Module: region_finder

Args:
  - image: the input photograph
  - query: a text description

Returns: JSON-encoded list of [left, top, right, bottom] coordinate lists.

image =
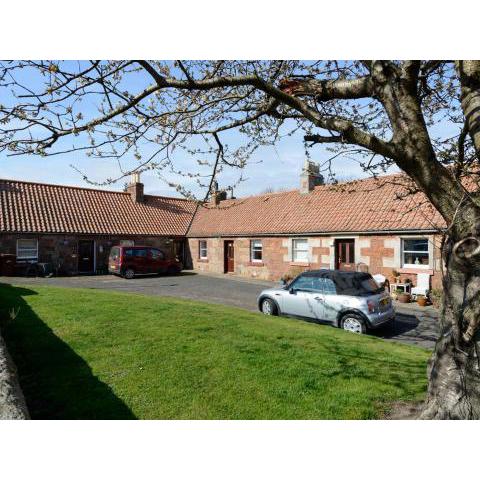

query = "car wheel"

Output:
[[123, 268, 135, 279], [261, 298, 277, 316], [341, 314, 366, 334]]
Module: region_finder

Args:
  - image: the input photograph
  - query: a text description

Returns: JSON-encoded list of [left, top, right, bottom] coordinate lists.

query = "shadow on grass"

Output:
[[0, 283, 136, 419]]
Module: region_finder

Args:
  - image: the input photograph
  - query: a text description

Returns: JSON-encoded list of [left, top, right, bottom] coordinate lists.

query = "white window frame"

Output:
[[401, 237, 430, 269], [16, 238, 38, 261], [199, 240, 208, 260], [292, 238, 309, 263], [250, 239, 263, 263]]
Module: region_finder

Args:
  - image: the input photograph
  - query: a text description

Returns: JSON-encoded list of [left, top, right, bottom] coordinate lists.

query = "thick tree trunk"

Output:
[[420, 235, 480, 419]]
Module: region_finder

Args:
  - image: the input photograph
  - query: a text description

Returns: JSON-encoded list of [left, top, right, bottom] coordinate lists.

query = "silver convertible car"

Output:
[[257, 269, 395, 334]]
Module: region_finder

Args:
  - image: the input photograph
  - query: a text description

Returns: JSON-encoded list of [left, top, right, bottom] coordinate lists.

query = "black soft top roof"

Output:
[[301, 269, 372, 279]]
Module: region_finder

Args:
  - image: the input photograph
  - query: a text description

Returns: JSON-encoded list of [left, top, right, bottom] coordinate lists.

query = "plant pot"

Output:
[[397, 293, 411, 303], [417, 296, 428, 307]]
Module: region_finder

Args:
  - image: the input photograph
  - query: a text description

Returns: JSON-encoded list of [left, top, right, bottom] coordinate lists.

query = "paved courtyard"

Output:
[[0, 272, 439, 349]]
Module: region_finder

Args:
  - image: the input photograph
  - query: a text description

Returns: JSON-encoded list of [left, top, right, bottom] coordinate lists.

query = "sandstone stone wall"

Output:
[[0, 330, 29, 419], [0, 233, 184, 275], [188, 234, 443, 288]]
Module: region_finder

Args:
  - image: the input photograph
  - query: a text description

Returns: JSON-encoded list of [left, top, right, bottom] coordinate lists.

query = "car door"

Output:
[[282, 275, 324, 320], [150, 248, 167, 274], [134, 248, 148, 274], [321, 276, 341, 322]]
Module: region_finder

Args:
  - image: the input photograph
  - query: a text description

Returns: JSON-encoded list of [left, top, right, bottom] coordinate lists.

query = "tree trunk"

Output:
[[420, 235, 480, 419]]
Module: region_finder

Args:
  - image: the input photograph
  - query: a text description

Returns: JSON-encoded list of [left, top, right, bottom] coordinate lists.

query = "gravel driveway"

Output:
[[0, 272, 439, 349]]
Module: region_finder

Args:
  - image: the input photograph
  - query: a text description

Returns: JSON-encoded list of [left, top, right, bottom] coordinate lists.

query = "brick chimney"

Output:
[[299, 159, 324, 194], [211, 180, 227, 206], [126, 172, 144, 203]]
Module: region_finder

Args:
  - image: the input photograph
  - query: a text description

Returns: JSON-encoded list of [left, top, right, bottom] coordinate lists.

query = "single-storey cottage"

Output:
[[0, 174, 197, 275], [187, 162, 445, 289], [0, 162, 446, 289]]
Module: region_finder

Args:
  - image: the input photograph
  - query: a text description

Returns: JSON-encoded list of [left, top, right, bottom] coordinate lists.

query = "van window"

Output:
[[124, 248, 134, 258], [151, 249, 165, 260], [134, 249, 147, 257], [109, 247, 120, 261]]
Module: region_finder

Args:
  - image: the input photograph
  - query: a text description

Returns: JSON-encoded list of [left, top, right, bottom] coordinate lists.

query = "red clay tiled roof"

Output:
[[0, 179, 197, 236], [188, 174, 446, 237]]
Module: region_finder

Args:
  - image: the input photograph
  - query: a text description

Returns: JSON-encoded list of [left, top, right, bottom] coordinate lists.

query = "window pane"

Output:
[[293, 239, 308, 262], [291, 276, 314, 291], [251, 240, 262, 261], [403, 251, 429, 266], [17, 239, 38, 259], [348, 242, 355, 263], [403, 239, 428, 252], [323, 278, 337, 295], [199, 240, 207, 258]]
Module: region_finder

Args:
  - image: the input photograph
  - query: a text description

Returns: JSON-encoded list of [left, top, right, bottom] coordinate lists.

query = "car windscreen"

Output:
[[332, 273, 384, 296], [109, 247, 120, 261]]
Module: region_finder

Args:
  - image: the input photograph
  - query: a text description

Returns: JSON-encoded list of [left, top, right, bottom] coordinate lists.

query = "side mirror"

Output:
[[289, 288, 296, 295]]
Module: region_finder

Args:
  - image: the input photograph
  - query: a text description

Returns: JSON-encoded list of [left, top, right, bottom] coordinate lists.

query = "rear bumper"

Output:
[[367, 309, 396, 329]]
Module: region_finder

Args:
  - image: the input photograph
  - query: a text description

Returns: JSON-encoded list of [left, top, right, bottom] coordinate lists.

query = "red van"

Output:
[[108, 245, 182, 279]]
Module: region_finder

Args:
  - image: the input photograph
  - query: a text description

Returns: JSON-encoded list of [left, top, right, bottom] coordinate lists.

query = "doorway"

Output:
[[335, 239, 355, 271], [224, 240, 234, 273], [78, 240, 95, 273]]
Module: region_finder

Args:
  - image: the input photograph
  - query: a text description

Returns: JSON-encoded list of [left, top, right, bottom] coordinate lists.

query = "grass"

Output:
[[0, 283, 430, 419]]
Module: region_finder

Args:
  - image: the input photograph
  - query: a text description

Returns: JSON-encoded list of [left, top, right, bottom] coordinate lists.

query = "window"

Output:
[[150, 249, 165, 260], [322, 278, 337, 295], [134, 249, 147, 257], [109, 247, 120, 261], [402, 238, 429, 268], [250, 240, 263, 262], [199, 240, 208, 259], [292, 239, 309, 262], [17, 239, 38, 261], [290, 275, 319, 292]]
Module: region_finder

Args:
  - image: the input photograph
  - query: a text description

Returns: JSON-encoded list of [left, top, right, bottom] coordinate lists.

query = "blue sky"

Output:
[[0, 132, 384, 197], [0, 61, 458, 199]]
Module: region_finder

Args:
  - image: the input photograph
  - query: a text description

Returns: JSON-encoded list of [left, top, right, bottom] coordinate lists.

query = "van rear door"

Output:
[[109, 246, 121, 273], [149, 248, 167, 274]]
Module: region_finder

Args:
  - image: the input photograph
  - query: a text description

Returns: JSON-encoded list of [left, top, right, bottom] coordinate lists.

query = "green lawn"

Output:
[[0, 283, 429, 419]]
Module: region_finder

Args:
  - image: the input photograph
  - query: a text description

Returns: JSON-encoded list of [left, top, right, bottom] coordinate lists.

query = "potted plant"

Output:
[[391, 269, 401, 283], [416, 294, 428, 307], [397, 291, 411, 303], [391, 288, 402, 301]]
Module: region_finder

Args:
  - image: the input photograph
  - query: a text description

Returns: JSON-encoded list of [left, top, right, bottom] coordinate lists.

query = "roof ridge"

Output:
[[0, 177, 193, 202], [213, 171, 405, 204]]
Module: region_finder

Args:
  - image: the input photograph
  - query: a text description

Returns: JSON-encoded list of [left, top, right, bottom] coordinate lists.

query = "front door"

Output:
[[78, 240, 95, 273], [335, 239, 355, 271], [224, 241, 234, 273]]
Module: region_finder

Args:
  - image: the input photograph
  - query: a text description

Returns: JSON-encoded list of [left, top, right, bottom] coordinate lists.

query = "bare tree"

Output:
[[1, 60, 480, 418]]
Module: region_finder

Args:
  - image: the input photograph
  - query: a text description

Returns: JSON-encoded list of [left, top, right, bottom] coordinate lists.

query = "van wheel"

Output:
[[123, 268, 135, 279], [261, 298, 278, 316], [341, 314, 366, 334]]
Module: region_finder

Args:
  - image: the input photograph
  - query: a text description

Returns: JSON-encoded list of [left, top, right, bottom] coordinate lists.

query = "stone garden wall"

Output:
[[0, 330, 29, 419]]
